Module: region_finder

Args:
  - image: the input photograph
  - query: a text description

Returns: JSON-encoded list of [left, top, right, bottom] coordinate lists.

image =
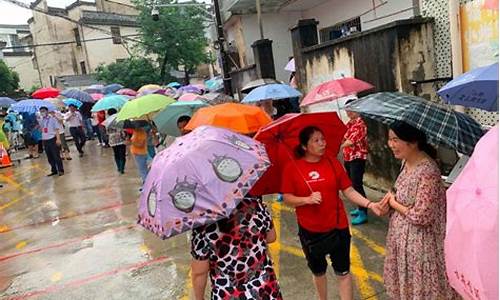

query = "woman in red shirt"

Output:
[[281, 126, 383, 300]]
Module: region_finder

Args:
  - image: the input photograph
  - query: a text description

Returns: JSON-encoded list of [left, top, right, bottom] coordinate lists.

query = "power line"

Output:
[[2, 34, 142, 50]]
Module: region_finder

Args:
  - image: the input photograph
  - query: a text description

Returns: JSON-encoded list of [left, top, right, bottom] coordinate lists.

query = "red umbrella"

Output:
[[250, 112, 347, 195], [300, 77, 374, 107], [32, 87, 60, 99]]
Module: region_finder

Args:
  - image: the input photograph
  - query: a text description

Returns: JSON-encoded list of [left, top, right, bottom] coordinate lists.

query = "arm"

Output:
[[266, 226, 277, 244], [283, 192, 320, 208], [191, 259, 209, 300], [342, 187, 386, 216]]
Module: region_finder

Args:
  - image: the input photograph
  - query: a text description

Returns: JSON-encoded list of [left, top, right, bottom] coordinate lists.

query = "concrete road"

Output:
[[0, 142, 389, 299]]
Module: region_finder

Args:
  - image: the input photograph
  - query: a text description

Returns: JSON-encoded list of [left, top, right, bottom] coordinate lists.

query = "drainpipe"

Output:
[[256, 0, 264, 39], [449, 0, 465, 113]]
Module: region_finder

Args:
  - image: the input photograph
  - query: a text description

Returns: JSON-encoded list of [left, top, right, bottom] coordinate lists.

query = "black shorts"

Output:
[[299, 226, 351, 276], [23, 133, 36, 146]]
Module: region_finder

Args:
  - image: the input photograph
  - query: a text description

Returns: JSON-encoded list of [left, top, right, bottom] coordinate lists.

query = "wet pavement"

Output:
[[0, 141, 389, 299]]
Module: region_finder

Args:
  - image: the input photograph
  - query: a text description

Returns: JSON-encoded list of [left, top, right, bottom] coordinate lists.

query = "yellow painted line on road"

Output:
[[15, 240, 28, 250], [0, 172, 44, 194], [279, 204, 294, 213], [351, 243, 378, 299], [0, 197, 21, 211], [51, 272, 63, 282], [269, 202, 281, 278], [350, 228, 386, 256], [139, 243, 151, 256], [0, 224, 10, 233], [180, 269, 192, 300]]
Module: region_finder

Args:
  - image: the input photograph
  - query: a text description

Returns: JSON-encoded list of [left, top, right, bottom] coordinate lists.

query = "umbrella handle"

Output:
[[283, 145, 314, 194]]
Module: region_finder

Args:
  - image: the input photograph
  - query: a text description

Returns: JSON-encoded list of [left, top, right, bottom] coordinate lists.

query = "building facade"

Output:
[[29, 0, 139, 87]]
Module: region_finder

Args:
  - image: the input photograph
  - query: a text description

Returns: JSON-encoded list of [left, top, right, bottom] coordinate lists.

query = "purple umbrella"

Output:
[[178, 85, 202, 95], [138, 125, 270, 239]]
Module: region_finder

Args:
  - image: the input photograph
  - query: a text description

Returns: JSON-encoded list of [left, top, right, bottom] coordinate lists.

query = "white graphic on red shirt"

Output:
[[309, 171, 320, 180]]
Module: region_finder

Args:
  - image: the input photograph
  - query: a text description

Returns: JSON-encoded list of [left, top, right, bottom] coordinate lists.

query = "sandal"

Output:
[[66, 157, 72, 160]]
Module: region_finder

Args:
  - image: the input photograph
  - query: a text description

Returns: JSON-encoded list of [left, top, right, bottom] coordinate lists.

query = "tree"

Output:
[[0, 60, 19, 95], [134, 0, 210, 83], [95, 58, 162, 90]]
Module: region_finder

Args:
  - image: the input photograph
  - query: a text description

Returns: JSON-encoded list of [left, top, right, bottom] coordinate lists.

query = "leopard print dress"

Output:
[[191, 197, 282, 300]]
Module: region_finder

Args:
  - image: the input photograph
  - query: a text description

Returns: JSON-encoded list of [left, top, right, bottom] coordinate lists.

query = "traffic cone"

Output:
[[0, 144, 13, 168]]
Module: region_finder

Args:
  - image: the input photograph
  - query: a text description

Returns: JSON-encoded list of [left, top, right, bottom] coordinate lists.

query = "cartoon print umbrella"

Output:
[[138, 125, 270, 239], [32, 87, 60, 99], [445, 124, 499, 300]]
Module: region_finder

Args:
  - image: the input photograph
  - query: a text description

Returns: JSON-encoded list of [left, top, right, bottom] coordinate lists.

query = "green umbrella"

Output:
[[116, 94, 175, 121], [91, 95, 128, 112], [153, 100, 208, 136]]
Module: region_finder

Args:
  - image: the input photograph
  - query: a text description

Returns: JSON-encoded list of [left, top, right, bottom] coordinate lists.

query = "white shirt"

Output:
[[65, 111, 83, 128]]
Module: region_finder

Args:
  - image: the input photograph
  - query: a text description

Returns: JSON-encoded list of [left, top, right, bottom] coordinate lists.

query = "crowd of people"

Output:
[[0, 83, 461, 300]]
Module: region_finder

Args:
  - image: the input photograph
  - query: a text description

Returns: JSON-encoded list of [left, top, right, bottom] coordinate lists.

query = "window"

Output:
[[80, 61, 87, 74], [111, 26, 121, 44], [319, 17, 361, 43], [73, 28, 81, 46]]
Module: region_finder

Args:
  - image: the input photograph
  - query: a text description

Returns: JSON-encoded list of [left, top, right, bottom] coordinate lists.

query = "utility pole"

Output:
[[212, 0, 233, 96]]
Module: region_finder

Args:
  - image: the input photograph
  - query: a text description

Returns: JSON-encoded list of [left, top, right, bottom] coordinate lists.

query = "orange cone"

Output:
[[0, 145, 12, 168]]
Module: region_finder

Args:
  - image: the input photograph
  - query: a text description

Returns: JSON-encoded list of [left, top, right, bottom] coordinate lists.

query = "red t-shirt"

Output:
[[281, 156, 352, 232]]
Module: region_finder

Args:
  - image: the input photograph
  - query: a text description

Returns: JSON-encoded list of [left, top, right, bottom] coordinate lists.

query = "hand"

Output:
[[385, 192, 398, 208], [56, 139, 61, 146], [308, 192, 322, 205]]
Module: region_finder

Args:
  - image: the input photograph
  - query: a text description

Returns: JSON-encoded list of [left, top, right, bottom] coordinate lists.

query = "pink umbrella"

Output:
[[90, 93, 104, 101], [178, 93, 200, 102], [300, 77, 374, 107], [116, 88, 137, 96], [445, 124, 499, 300]]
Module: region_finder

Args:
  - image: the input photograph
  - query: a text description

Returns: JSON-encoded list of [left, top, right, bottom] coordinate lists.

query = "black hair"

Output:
[[39, 106, 48, 111], [107, 108, 117, 115], [68, 104, 77, 108], [294, 126, 323, 158], [177, 115, 191, 125], [389, 120, 437, 159]]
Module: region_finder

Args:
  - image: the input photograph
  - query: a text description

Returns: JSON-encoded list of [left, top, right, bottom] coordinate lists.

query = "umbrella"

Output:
[[45, 97, 65, 109], [138, 84, 161, 94], [193, 84, 206, 92], [116, 88, 137, 97], [205, 77, 223, 92], [154, 88, 176, 97], [200, 92, 235, 105], [116, 94, 175, 121], [90, 93, 104, 101], [32, 87, 60, 99], [153, 100, 208, 136], [285, 58, 295, 72], [251, 112, 347, 195], [301, 77, 374, 107], [60, 89, 94, 103], [437, 62, 498, 111], [445, 124, 498, 300], [178, 93, 201, 102], [0, 97, 16, 108], [91, 95, 128, 112], [185, 103, 272, 134], [103, 83, 124, 94], [241, 83, 302, 103], [178, 85, 202, 95], [346, 92, 485, 155], [241, 78, 282, 93], [137, 125, 270, 239], [63, 98, 83, 108], [9, 99, 56, 114], [84, 84, 105, 94], [102, 114, 124, 129], [167, 82, 182, 88]]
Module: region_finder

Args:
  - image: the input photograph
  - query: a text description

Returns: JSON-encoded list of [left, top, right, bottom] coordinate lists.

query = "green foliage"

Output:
[[94, 58, 162, 90], [0, 60, 20, 95], [28, 84, 41, 95], [134, 0, 210, 81]]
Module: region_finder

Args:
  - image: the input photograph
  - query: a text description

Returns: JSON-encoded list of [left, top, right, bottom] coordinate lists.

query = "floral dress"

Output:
[[191, 197, 282, 300], [384, 159, 460, 300]]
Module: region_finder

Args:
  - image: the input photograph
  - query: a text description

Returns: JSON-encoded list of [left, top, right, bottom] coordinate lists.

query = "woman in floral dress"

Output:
[[190, 196, 282, 300], [382, 121, 460, 300]]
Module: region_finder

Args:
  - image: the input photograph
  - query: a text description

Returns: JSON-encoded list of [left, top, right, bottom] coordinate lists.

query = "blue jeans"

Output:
[[147, 145, 156, 161], [134, 154, 149, 183], [83, 118, 94, 139]]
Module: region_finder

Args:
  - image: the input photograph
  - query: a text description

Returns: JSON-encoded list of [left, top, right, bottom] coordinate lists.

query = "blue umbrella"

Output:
[[438, 62, 498, 111], [242, 83, 302, 103], [167, 82, 182, 88], [84, 84, 105, 94], [104, 83, 124, 94], [0, 97, 16, 108], [153, 100, 208, 136], [63, 98, 83, 108], [9, 99, 56, 114], [91, 95, 128, 112], [60, 89, 94, 103], [205, 77, 223, 92]]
